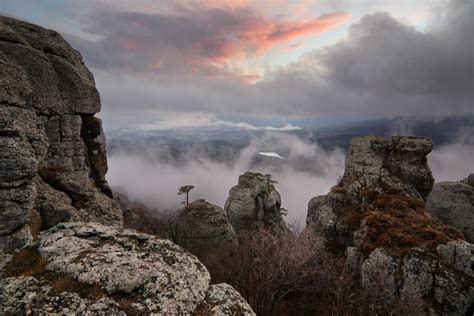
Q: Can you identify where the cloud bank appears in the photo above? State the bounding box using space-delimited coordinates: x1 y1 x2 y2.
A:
74 0 473 130
107 133 345 224
117 113 301 132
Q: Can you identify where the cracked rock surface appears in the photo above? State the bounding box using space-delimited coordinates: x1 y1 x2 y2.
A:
0 15 122 251
225 171 289 234
305 136 473 315
1 222 212 314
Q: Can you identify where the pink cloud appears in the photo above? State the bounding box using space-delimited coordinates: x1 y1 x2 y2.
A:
183 10 352 67
80 5 351 82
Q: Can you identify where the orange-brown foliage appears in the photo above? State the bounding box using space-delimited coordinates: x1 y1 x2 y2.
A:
359 193 464 255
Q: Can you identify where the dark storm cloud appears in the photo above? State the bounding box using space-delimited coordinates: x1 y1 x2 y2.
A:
258 0 473 117
70 0 473 124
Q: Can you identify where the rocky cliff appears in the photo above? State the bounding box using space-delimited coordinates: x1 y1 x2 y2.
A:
306 136 473 315
225 172 289 234
0 16 255 315
0 15 122 252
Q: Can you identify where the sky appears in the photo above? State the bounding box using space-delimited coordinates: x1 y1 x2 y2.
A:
1 0 473 131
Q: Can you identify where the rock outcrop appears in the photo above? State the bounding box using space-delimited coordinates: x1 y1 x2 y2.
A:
0 15 122 252
0 16 255 315
339 136 434 199
177 199 238 267
0 222 254 315
306 136 473 315
426 181 474 243
225 172 289 234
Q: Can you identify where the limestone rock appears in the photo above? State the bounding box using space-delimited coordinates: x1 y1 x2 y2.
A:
199 283 256 315
360 243 474 315
0 15 122 251
1 222 212 314
177 199 238 266
224 172 288 234
341 136 434 199
305 136 473 314
426 181 474 242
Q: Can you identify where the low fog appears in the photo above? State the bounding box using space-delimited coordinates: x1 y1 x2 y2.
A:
108 133 345 224
107 132 473 225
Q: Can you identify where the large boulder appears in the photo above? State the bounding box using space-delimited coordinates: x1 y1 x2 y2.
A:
426 181 474 243
177 199 238 267
224 172 289 234
305 136 473 315
0 16 122 251
0 222 255 315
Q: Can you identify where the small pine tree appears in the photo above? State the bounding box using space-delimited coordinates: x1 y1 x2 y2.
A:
177 185 194 206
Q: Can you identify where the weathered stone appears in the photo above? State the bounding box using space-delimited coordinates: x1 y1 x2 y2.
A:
1 222 213 314
199 283 256 315
426 181 474 242
341 136 434 199
177 199 238 266
225 172 289 234
305 136 473 315
0 15 122 251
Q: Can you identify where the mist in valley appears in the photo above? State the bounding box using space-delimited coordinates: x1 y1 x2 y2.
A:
107 130 473 225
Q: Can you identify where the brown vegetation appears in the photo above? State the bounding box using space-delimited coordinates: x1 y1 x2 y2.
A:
208 228 428 315
330 186 347 194
28 210 42 241
359 192 464 255
3 245 48 278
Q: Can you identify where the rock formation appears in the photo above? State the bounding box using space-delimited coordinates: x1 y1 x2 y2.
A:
426 179 474 243
0 15 122 252
306 136 473 315
0 16 255 315
176 199 238 266
225 172 289 234
0 222 254 314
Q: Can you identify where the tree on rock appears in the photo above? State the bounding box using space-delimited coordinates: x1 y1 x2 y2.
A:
178 185 194 206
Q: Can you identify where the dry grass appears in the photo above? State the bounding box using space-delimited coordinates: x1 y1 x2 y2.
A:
3 246 48 278
330 186 347 194
359 192 464 255
28 210 42 242
52 275 105 300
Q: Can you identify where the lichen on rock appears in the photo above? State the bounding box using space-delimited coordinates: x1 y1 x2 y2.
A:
1 222 213 314
305 136 473 315
0 15 122 251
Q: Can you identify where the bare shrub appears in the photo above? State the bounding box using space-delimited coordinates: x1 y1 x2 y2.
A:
211 229 327 315
210 229 428 316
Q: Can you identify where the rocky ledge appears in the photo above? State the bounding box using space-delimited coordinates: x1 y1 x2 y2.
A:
0 222 254 315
